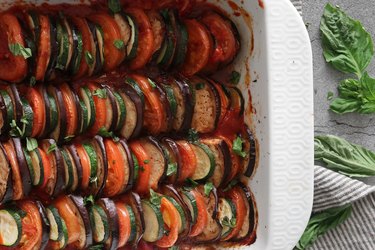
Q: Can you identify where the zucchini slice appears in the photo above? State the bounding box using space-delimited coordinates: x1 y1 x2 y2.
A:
180 190 198 225
141 200 164 242
126 205 137 243
165 196 186 234
28 147 44 186
217 198 236 238
46 206 65 242
82 142 98 188
79 86 96 131
90 205 110 243
69 21 84 76
20 98 34 137
123 14 139 60
0 90 14 134
190 142 216 182
0 209 22 247
113 91 126 132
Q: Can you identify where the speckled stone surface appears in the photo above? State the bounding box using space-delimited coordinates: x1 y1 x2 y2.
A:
302 0 375 185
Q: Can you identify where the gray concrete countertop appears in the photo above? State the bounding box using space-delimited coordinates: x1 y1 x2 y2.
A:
302 0 375 185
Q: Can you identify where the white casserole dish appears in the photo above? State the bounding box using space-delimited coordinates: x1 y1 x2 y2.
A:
0 0 314 249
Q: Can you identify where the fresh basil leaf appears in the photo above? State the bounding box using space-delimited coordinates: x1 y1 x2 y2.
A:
150 189 161 206
148 78 157 89
84 195 95 205
113 39 124 50
108 0 121 14
166 162 177 176
47 143 57 154
98 127 119 142
223 179 239 192
233 136 247 158
222 216 237 228
85 51 94 67
204 182 214 196
195 82 205 90
327 91 334 100
320 4 373 77
295 204 352 250
143 159 150 164
187 129 199 143
330 73 375 114
64 135 75 142
315 135 375 177
10 119 23 137
186 178 198 188
26 137 38 152
93 88 107 99
230 71 241 85
29 76 36 86
9 43 32 59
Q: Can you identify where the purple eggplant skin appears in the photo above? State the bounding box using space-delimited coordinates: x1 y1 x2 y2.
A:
119 139 134 193
49 86 67 144
0 143 13 204
92 136 108 198
105 86 119 132
69 86 82 138
243 126 258 178
99 198 119 250
218 139 231 188
124 192 145 248
155 83 173 133
0 92 10 135
69 194 93 248
173 75 195 132
67 144 83 192
194 185 222 244
39 85 52 137
160 137 181 184
162 185 192 241
8 84 23 133
232 182 257 245
204 77 221 130
122 84 144 139
12 138 32 196
143 136 167 184
35 201 51 250
45 16 58 81
40 139 65 197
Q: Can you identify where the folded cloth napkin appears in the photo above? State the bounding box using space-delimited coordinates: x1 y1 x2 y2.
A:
288 0 375 249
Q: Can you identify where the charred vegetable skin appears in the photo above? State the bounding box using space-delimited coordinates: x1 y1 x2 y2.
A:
0 131 256 200
0 74 246 139
0 4 240 83
0 182 256 249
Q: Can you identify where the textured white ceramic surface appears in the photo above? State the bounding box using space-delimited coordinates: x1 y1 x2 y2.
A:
0 0 314 249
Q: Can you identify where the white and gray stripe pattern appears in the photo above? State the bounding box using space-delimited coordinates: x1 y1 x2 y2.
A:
288 0 375 249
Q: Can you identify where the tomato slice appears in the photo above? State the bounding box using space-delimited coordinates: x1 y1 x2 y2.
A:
181 19 213 76
35 14 51 81
129 141 151 195
38 147 52 189
87 82 107 136
125 8 154 70
201 12 238 72
176 141 197 182
220 136 240 183
3 141 23 200
223 186 247 240
15 201 43 250
131 74 165 135
156 197 180 248
189 189 208 237
0 13 28 82
75 144 90 190
71 17 94 78
54 196 83 245
115 201 131 248
88 13 125 71
103 139 125 197
25 87 45 137
59 83 78 138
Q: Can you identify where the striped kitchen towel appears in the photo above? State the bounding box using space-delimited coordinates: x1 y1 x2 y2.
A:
289 0 375 249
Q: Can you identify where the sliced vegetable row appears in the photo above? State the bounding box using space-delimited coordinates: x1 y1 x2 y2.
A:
0 183 256 249
0 73 245 142
0 4 240 83
0 127 256 204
